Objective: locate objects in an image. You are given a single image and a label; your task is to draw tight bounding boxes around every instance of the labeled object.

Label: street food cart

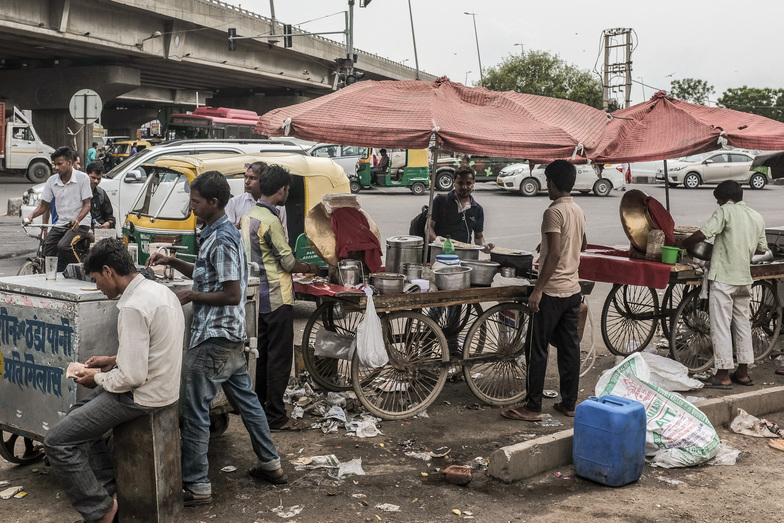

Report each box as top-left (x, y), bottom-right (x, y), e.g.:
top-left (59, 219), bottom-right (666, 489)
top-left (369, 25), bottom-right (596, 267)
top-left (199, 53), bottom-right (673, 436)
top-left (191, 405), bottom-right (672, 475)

top-left (0, 274), bottom-right (259, 464)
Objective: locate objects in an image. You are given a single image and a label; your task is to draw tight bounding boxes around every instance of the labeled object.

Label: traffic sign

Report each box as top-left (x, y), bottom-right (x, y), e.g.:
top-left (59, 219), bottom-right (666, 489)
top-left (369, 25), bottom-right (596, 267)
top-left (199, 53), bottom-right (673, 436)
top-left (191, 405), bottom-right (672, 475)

top-left (69, 89), bottom-right (102, 124)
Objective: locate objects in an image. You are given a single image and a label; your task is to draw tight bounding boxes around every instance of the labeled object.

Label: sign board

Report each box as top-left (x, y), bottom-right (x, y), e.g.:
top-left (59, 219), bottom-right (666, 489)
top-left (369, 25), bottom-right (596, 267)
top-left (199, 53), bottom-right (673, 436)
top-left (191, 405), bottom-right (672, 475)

top-left (69, 89), bottom-right (102, 125)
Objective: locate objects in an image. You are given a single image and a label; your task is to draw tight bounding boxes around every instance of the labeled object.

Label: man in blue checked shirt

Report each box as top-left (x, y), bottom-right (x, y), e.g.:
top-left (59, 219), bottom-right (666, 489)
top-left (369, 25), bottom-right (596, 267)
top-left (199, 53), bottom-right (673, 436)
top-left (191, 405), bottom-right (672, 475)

top-left (147, 171), bottom-right (286, 507)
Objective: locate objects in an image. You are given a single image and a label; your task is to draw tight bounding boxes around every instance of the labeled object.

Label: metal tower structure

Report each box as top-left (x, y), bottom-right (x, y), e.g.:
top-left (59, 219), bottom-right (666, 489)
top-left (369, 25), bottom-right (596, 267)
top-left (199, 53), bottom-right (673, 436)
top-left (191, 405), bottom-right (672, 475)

top-left (601, 28), bottom-right (634, 111)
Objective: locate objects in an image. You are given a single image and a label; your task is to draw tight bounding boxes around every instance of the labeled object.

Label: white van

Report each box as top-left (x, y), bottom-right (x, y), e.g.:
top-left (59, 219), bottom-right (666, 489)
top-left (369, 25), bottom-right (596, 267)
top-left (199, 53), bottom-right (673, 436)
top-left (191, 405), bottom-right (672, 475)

top-left (20, 139), bottom-right (306, 230)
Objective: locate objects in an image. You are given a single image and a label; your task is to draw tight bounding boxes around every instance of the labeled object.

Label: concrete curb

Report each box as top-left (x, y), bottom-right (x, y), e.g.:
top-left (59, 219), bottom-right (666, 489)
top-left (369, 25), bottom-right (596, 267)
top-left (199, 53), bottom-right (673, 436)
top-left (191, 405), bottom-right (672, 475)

top-left (487, 386), bottom-right (784, 483)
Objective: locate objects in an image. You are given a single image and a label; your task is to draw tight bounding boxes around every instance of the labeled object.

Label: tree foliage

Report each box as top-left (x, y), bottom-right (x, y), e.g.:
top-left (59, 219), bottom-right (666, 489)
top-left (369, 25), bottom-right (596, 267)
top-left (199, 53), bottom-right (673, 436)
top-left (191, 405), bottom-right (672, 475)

top-left (669, 78), bottom-right (715, 104)
top-left (718, 86), bottom-right (784, 122)
top-left (480, 50), bottom-right (603, 109)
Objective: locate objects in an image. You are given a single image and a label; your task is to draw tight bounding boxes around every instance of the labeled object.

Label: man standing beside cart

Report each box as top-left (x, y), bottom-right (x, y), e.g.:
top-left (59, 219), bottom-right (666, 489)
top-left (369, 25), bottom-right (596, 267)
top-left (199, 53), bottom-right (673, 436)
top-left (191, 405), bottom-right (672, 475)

top-left (147, 171), bottom-right (286, 506)
top-left (44, 239), bottom-right (185, 523)
top-left (241, 164), bottom-right (318, 432)
top-left (677, 180), bottom-right (767, 388)
top-left (502, 160), bottom-right (586, 422)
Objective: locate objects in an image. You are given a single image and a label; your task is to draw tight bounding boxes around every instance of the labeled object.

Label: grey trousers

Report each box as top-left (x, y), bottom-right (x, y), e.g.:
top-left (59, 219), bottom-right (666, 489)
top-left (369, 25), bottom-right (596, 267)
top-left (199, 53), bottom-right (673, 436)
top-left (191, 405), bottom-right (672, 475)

top-left (44, 388), bottom-right (156, 522)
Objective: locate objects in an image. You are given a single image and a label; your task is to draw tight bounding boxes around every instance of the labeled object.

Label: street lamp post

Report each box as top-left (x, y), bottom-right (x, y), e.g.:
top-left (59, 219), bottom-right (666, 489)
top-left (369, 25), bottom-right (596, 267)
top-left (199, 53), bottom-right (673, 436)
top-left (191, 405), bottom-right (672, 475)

top-left (407, 0), bottom-right (421, 80)
top-left (465, 70), bottom-right (472, 85)
top-left (464, 12), bottom-right (483, 83)
top-left (514, 43), bottom-right (524, 55)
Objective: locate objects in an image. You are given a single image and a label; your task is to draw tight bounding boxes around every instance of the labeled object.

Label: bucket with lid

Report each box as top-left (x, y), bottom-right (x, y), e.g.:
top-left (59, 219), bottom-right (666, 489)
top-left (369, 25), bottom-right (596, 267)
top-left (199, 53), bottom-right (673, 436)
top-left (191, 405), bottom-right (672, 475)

top-left (385, 235), bottom-right (423, 274)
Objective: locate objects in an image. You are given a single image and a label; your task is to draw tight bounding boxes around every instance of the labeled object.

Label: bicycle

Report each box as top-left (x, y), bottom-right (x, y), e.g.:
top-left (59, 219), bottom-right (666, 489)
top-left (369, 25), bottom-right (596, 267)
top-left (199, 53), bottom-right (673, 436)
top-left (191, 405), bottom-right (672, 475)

top-left (18, 223), bottom-right (92, 276)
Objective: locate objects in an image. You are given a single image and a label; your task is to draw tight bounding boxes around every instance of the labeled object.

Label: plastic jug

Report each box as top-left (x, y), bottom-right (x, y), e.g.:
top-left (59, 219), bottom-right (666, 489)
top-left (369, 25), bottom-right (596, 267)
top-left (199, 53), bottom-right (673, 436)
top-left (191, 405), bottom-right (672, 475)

top-left (660, 245), bottom-right (684, 264)
top-left (573, 395), bottom-right (646, 487)
top-left (432, 254), bottom-right (460, 271)
top-left (442, 237), bottom-right (455, 255)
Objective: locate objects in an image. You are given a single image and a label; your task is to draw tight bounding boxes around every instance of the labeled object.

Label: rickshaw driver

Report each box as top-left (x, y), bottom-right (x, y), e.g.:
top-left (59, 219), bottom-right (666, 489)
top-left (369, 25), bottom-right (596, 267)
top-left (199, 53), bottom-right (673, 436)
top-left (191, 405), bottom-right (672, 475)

top-left (429, 166), bottom-right (495, 253)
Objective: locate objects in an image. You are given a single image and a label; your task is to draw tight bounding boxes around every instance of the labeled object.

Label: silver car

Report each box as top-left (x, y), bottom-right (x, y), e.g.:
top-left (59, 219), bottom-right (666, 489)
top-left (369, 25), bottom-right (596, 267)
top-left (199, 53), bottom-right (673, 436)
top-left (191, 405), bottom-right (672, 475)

top-left (655, 150), bottom-right (768, 189)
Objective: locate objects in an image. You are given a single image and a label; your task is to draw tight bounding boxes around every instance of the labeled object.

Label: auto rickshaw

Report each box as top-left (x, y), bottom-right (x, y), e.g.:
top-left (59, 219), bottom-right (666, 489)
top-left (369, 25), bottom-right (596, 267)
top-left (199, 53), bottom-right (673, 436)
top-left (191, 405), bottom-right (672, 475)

top-left (122, 152), bottom-right (350, 264)
top-left (110, 140), bottom-right (152, 165)
top-left (350, 147), bottom-right (430, 195)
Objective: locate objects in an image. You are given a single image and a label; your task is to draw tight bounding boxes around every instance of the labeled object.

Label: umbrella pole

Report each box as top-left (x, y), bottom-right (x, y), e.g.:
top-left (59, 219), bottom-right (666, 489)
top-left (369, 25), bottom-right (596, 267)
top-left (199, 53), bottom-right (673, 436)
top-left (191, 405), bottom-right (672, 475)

top-left (423, 143), bottom-right (440, 263)
top-left (663, 159), bottom-right (670, 211)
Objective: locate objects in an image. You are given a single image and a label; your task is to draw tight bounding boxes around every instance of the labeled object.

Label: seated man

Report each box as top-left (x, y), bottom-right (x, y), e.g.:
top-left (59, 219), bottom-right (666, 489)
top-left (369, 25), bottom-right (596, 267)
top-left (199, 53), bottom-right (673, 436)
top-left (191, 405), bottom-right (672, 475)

top-left (371, 148), bottom-right (390, 185)
top-left (25, 146), bottom-right (92, 271)
top-left (44, 239), bottom-right (185, 523)
top-left (87, 161), bottom-right (116, 230)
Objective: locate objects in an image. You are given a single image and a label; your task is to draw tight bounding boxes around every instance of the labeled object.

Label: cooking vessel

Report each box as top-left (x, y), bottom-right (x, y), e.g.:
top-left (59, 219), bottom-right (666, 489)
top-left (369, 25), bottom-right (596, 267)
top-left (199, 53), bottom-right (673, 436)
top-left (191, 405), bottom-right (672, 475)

top-left (460, 259), bottom-right (500, 286)
top-left (401, 262), bottom-right (424, 281)
top-left (369, 273), bottom-right (406, 294)
top-left (490, 250), bottom-right (533, 277)
top-left (429, 243), bottom-right (482, 264)
top-left (386, 235), bottom-right (424, 274)
top-left (687, 241), bottom-right (713, 261)
top-left (433, 266), bottom-right (472, 291)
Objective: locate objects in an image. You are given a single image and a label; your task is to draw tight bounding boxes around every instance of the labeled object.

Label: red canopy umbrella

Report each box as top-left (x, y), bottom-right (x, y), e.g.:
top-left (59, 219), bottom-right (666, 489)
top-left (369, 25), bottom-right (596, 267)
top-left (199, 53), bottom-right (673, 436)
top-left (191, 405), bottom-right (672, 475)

top-left (590, 90), bottom-right (784, 164)
top-left (257, 77), bottom-right (609, 160)
top-left (586, 91), bottom-right (784, 210)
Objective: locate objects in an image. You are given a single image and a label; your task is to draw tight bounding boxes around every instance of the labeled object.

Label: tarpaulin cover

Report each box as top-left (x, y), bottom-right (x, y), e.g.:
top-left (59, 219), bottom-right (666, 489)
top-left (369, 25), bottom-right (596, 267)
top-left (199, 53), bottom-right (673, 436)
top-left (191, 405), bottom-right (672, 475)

top-left (579, 245), bottom-right (672, 289)
top-left (590, 91), bottom-right (784, 164)
top-left (257, 77), bottom-right (609, 160)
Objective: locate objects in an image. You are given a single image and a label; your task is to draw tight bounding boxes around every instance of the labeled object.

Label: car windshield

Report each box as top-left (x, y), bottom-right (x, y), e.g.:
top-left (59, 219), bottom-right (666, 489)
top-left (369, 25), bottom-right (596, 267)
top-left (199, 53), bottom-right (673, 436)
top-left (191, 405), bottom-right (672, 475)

top-left (103, 148), bottom-right (156, 179)
top-left (680, 152), bottom-right (712, 162)
top-left (130, 168), bottom-right (191, 220)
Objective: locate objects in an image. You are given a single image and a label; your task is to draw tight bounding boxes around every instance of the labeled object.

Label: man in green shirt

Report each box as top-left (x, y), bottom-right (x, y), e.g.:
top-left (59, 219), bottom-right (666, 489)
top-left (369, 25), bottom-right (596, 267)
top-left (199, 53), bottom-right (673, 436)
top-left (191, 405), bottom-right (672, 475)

top-left (677, 180), bottom-right (767, 388)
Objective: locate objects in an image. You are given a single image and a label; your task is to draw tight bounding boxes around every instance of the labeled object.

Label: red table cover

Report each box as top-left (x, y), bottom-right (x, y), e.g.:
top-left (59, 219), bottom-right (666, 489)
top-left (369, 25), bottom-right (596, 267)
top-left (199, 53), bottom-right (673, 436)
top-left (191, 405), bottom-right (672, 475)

top-left (579, 245), bottom-right (672, 289)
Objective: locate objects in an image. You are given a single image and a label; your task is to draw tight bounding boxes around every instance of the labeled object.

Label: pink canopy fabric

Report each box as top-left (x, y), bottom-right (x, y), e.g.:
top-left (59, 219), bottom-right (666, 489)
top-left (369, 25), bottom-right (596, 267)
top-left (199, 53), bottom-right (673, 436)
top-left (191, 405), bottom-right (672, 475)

top-left (257, 77), bottom-right (609, 160)
top-left (590, 91), bottom-right (784, 164)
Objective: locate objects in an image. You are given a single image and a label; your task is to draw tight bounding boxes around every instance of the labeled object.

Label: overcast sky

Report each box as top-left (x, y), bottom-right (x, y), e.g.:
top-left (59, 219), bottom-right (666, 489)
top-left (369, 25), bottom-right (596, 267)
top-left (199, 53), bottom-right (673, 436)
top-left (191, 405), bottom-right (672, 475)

top-left (229, 0), bottom-right (782, 106)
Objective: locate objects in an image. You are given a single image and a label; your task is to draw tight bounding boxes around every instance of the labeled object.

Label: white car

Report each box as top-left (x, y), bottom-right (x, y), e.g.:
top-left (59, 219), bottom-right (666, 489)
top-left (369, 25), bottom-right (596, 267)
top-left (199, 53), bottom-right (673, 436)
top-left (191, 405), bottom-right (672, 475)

top-left (654, 150), bottom-right (767, 189)
top-left (497, 163), bottom-right (625, 196)
top-left (308, 143), bottom-right (368, 178)
top-left (20, 139), bottom-right (306, 234)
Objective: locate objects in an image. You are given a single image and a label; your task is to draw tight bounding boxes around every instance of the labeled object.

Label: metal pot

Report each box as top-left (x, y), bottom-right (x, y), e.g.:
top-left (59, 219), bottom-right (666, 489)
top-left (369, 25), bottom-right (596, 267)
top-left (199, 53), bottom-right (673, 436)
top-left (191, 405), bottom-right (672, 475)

top-left (429, 242), bottom-right (482, 264)
top-left (433, 266), bottom-right (472, 291)
top-left (460, 259), bottom-right (499, 286)
top-left (386, 235), bottom-right (424, 274)
top-left (490, 250), bottom-right (533, 277)
top-left (401, 262), bottom-right (424, 281)
top-left (687, 241), bottom-right (713, 261)
top-left (369, 273), bottom-right (406, 294)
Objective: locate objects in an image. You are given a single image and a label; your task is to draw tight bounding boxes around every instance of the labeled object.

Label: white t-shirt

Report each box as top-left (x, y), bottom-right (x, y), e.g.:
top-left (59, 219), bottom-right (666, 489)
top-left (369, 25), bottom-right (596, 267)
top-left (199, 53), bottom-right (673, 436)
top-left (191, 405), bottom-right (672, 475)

top-left (41, 170), bottom-right (92, 227)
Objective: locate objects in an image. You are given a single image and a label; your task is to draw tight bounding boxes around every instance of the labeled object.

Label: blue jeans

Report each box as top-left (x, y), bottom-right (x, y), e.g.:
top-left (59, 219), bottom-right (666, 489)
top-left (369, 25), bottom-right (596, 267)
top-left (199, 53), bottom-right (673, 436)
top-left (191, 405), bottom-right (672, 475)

top-left (44, 388), bottom-right (156, 522)
top-left (180, 338), bottom-right (281, 495)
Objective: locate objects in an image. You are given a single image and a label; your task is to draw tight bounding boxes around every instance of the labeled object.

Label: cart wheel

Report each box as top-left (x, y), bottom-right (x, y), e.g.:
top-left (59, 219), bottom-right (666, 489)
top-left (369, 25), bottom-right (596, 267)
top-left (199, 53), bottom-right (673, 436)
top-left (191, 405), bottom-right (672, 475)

top-left (17, 260), bottom-right (42, 276)
top-left (462, 303), bottom-right (530, 406)
top-left (669, 287), bottom-right (715, 373)
top-left (351, 311), bottom-right (448, 420)
top-left (660, 283), bottom-right (695, 341)
top-left (0, 432), bottom-right (44, 465)
top-left (420, 303), bottom-right (483, 358)
top-left (600, 284), bottom-right (659, 355)
top-left (750, 280), bottom-right (781, 361)
top-left (209, 413), bottom-right (230, 438)
top-left (302, 302), bottom-right (363, 391)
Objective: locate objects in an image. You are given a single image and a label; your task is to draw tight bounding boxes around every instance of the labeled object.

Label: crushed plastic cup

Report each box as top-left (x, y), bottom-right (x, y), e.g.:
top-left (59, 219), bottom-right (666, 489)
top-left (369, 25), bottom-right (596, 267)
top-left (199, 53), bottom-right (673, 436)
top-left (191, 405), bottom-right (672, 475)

top-left (45, 256), bottom-right (58, 280)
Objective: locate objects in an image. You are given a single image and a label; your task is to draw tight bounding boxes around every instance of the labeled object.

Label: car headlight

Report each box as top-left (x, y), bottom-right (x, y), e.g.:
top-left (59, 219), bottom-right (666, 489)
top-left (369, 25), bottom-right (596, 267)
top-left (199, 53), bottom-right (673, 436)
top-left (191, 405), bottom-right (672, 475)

top-left (669, 166), bottom-right (684, 172)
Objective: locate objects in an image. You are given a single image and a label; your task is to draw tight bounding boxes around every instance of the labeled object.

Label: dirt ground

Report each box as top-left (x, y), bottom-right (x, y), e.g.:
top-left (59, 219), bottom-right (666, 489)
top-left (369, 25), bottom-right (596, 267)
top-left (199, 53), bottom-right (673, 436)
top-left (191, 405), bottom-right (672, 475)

top-left (3, 285), bottom-right (784, 522)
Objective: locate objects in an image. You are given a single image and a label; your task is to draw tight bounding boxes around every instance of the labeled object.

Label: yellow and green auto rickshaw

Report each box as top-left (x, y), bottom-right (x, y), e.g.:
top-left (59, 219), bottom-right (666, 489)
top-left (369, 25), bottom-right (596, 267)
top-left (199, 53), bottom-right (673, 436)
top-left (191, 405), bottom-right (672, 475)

top-left (122, 152), bottom-right (350, 264)
top-left (351, 147), bottom-right (430, 195)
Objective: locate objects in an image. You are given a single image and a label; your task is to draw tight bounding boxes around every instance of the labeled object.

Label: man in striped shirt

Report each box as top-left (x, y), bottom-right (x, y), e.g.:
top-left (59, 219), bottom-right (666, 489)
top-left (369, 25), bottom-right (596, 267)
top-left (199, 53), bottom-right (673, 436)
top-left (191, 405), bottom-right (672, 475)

top-left (242, 164), bottom-right (318, 431)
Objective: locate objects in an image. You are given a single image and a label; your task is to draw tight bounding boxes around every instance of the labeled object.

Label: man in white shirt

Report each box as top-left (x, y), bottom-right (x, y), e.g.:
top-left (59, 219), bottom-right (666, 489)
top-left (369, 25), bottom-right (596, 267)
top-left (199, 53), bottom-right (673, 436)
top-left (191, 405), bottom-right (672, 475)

top-left (226, 161), bottom-right (288, 240)
top-left (44, 239), bottom-right (185, 523)
top-left (25, 146), bottom-right (92, 271)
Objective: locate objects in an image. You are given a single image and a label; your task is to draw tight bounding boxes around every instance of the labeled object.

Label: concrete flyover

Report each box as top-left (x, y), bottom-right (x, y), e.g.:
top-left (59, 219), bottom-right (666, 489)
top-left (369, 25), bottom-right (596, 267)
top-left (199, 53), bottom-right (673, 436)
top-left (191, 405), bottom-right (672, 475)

top-left (0, 0), bottom-right (433, 147)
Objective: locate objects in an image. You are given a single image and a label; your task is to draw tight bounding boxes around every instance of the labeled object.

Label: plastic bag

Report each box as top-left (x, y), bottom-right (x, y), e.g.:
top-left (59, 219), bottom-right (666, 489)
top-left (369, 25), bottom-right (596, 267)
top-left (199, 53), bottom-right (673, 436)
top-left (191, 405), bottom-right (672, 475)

top-left (638, 352), bottom-right (704, 391)
top-left (313, 329), bottom-right (355, 361)
top-left (355, 287), bottom-right (388, 368)
top-left (596, 353), bottom-right (720, 468)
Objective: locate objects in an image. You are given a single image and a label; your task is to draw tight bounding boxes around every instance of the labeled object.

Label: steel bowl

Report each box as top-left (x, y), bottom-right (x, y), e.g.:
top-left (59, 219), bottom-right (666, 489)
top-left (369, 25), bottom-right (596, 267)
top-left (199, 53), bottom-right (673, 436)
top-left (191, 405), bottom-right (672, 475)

top-left (433, 266), bottom-right (472, 291)
top-left (369, 273), bottom-right (406, 294)
top-left (460, 259), bottom-right (500, 286)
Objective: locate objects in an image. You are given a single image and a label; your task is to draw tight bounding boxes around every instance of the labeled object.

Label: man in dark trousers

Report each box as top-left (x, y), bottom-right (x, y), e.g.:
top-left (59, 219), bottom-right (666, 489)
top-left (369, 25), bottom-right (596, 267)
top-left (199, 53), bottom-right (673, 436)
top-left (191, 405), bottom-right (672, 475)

top-left (241, 164), bottom-right (318, 431)
top-left (147, 171), bottom-right (285, 506)
top-left (86, 161), bottom-right (116, 230)
top-left (501, 160), bottom-right (586, 421)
